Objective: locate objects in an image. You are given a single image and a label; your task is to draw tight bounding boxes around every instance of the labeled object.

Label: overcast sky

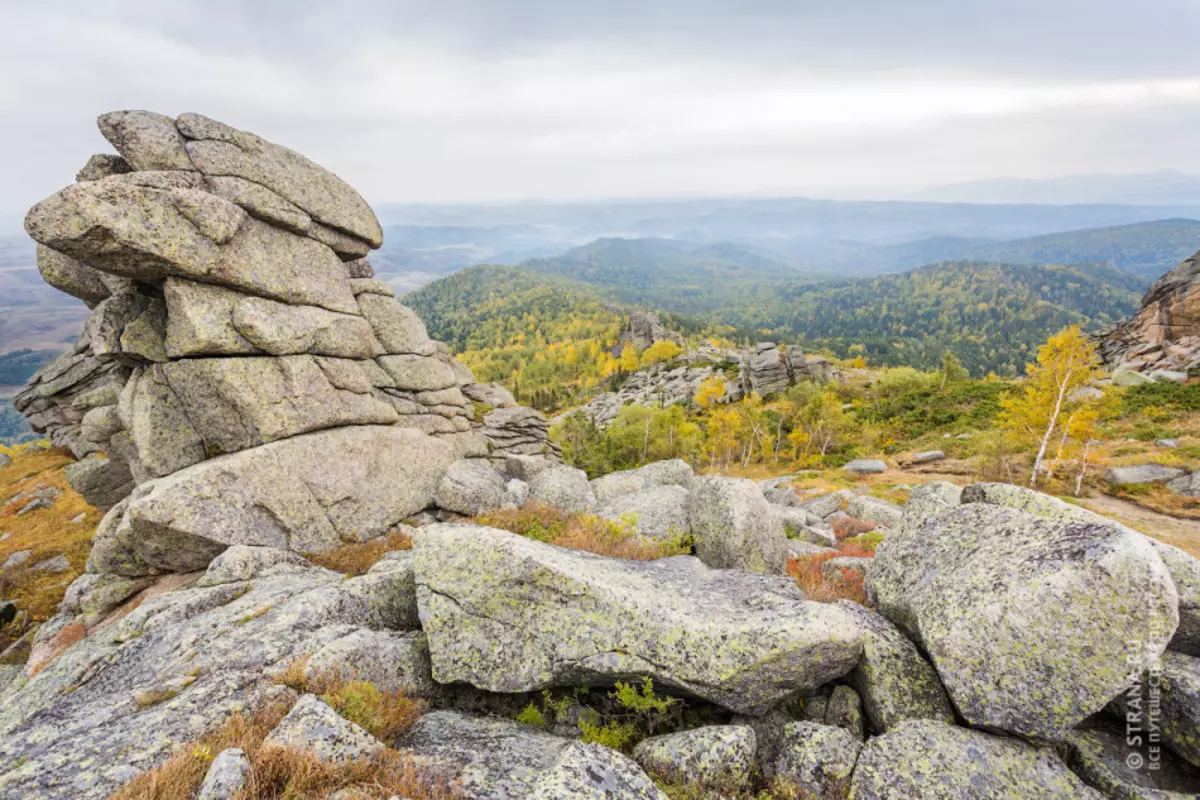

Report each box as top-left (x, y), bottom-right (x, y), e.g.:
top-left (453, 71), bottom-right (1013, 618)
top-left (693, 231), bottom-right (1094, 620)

top-left (2, 0), bottom-right (1200, 214)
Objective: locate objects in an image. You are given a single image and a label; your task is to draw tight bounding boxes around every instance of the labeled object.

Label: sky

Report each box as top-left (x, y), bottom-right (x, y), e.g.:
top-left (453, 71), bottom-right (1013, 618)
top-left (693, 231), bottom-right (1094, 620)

top-left (2, 0), bottom-right (1200, 214)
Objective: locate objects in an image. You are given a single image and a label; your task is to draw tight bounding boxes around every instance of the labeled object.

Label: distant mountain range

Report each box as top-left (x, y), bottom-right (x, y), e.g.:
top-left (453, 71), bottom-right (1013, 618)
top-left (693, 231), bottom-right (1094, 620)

top-left (909, 171), bottom-right (1200, 206)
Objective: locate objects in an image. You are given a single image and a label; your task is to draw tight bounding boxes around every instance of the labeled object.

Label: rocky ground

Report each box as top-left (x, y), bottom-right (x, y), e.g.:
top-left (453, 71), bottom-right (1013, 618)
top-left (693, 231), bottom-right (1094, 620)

top-left (2, 111), bottom-right (1199, 799)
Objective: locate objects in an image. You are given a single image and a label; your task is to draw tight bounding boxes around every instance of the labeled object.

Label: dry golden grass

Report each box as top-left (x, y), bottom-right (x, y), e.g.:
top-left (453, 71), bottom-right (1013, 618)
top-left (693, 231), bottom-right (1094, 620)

top-left (304, 528), bottom-right (413, 576)
top-left (274, 657), bottom-right (426, 743)
top-left (112, 691), bottom-right (449, 800)
top-left (0, 447), bottom-right (98, 656)
top-left (474, 503), bottom-right (690, 560)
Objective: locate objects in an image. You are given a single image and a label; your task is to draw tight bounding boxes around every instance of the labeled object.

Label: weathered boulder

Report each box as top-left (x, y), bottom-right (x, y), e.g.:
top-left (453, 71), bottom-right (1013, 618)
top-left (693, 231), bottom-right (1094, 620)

top-left (196, 747), bottom-right (252, 800)
top-left (435, 460), bottom-right (513, 515)
top-left (37, 245), bottom-right (111, 306)
top-left (596, 485), bottom-right (690, 541)
top-left (910, 450), bottom-right (945, 464)
top-left (396, 710), bottom-right (666, 799)
top-left (895, 481), bottom-right (961, 534)
top-left (527, 465), bottom-right (596, 513)
top-left (777, 509), bottom-right (837, 546)
top-left (802, 489), bottom-right (853, 519)
top-left (414, 524), bottom-right (863, 714)
top-left (868, 503), bottom-right (1178, 738)
top-left (632, 726), bottom-right (756, 793)
top-left (1106, 464), bottom-right (1188, 486)
top-left (1065, 723), bottom-right (1200, 800)
top-left (843, 459), bottom-right (886, 475)
top-left (849, 721), bottom-right (1103, 799)
top-left (1168, 471), bottom-right (1200, 497)
top-left (263, 694), bottom-right (382, 763)
top-left (195, 545), bottom-right (311, 587)
top-left (97, 110), bottom-right (194, 172)
top-left (1111, 651), bottom-right (1200, 770)
top-left (772, 721), bottom-right (861, 800)
top-left (65, 456), bottom-right (135, 510)
top-left (76, 153), bottom-right (132, 183)
top-left (686, 476), bottom-right (787, 575)
top-left (304, 628), bottom-right (435, 698)
top-left (176, 112), bottom-right (383, 248)
top-left (25, 181), bottom-right (360, 314)
top-left (0, 560), bottom-right (414, 799)
top-left (823, 684), bottom-right (865, 740)
top-left (1148, 540), bottom-right (1200, 657)
top-left (94, 426), bottom-right (454, 574)
top-left (357, 294), bottom-right (436, 355)
top-left (832, 600), bottom-right (954, 734)
top-left (845, 495), bottom-right (902, 528)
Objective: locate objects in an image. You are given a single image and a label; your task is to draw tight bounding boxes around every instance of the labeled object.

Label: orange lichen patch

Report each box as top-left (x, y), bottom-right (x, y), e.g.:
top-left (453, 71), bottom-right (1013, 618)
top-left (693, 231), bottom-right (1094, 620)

top-left (0, 447), bottom-right (99, 657)
top-left (112, 696), bottom-right (455, 800)
top-left (26, 620), bottom-right (86, 676)
top-left (304, 528), bottom-right (414, 577)
top-left (474, 503), bottom-right (690, 560)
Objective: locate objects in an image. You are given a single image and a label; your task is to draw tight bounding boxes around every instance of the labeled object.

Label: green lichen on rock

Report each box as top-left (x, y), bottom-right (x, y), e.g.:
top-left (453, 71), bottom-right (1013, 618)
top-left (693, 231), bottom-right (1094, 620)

top-left (850, 720), bottom-right (1104, 799)
top-left (414, 523), bottom-right (863, 715)
top-left (868, 503), bottom-right (1178, 739)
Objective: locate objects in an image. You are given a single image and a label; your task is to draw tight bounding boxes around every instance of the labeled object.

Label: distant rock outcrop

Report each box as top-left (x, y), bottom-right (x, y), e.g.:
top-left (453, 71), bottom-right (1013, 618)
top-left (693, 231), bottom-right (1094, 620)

top-left (1095, 247), bottom-right (1200, 374)
top-left (579, 339), bottom-right (839, 427)
top-left (15, 110), bottom-right (555, 544)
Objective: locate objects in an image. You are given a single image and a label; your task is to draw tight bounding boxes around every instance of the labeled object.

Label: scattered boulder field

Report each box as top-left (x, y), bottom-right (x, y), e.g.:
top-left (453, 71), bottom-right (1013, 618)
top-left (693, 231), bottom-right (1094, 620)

top-left (2, 111), bottom-right (1200, 799)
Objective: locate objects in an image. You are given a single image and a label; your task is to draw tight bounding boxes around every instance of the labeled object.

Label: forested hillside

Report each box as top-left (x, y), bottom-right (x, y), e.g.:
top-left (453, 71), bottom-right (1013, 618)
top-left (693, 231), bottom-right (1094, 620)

top-left (411, 260), bottom-right (1143, 379)
top-left (712, 261), bottom-right (1144, 375)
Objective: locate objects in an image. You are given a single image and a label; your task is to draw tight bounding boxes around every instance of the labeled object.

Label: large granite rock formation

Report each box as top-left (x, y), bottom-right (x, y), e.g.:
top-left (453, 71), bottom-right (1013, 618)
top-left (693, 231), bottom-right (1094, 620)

top-left (16, 109), bottom-right (554, 536)
top-left (1095, 248), bottom-right (1200, 374)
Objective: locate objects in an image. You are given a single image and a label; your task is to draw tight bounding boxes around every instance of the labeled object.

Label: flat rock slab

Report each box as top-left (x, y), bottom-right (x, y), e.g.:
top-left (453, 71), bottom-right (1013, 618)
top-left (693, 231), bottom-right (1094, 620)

top-left (98, 426), bottom-right (454, 574)
top-left (0, 561), bottom-right (415, 800)
top-left (850, 720), bottom-right (1103, 799)
top-left (868, 503), bottom-right (1178, 738)
top-left (414, 524), bottom-right (863, 715)
top-left (1105, 464), bottom-right (1188, 486)
top-left (396, 711), bottom-right (665, 799)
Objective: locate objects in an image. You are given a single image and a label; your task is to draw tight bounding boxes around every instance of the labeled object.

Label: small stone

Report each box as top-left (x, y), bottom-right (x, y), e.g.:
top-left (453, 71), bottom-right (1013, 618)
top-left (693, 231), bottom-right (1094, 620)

top-left (2, 550), bottom-right (31, 571)
top-left (197, 747), bottom-right (252, 800)
top-left (262, 694), bottom-right (382, 763)
top-left (1158, 438), bottom-right (1179, 449)
top-left (823, 684), bottom-right (864, 739)
top-left (632, 726), bottom-right (756, 793)
top-left (32, 555), bottom-right (70, 574)
top-left (843, 459), bottom-right (887, 475)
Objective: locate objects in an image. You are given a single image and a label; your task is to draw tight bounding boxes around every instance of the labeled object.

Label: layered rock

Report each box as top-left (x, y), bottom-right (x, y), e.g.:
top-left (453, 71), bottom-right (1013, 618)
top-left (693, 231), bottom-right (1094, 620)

top-left (17, 109), bottom-right (552, 566)
top-left (1095, 248), bottom-right (1200, 374)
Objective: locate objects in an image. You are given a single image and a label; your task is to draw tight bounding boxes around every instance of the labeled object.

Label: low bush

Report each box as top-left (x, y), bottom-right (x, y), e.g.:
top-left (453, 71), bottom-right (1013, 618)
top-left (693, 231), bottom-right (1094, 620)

top-left (304, 528), bottom-right (413, 576)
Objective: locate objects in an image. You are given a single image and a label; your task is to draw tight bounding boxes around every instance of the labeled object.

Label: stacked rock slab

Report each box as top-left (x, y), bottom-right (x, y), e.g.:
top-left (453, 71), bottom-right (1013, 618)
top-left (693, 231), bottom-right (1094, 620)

top-left (16, 110), bottom-right (549, 557)
top-left (1095, 247), bottom-right (1200, 373)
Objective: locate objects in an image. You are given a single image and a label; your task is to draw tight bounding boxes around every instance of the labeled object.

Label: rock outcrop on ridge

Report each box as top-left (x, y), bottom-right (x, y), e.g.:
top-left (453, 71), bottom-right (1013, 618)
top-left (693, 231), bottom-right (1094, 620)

top-left (6, 110), bottom-right (1200, 799)
top-left (1095, 247), bottom-right (1200, 374)
top-left (15, 109), bottom-right (556, 543)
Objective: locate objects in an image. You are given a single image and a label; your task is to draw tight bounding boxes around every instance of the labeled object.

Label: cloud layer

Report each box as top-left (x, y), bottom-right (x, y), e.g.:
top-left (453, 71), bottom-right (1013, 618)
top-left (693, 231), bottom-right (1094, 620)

top-left (2, 0), bottom-right (1199, 212)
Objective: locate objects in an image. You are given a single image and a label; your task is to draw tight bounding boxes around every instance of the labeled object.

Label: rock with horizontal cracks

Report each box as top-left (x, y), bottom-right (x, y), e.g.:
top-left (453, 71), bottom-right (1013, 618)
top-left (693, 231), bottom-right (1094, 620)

top-left (414, 523), bottom-right (863, 715)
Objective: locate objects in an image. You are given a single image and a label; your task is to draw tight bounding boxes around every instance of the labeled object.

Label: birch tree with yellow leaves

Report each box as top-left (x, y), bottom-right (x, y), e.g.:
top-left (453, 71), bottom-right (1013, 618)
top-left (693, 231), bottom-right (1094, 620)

top-left (998, 326), bottom-right (1103, 488)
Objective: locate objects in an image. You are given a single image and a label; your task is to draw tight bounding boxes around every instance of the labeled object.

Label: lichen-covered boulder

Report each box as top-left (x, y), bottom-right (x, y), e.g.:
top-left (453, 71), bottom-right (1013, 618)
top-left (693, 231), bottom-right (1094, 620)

top-left (304, 628), bottom-right (435, 698)
top-left (395, 711), bottom-right (665, 799)
top-left (0, 561), bottom-right (415, 799)
top-left (1147, 539), bottom-right (1200, 657)
top-left (414, 524), bottom-right (863, 715)
top-left (960, 481), bottom-right (1095, 521)
top-left (772, 721), bottom-right (860, 800)
top-left (94, 426), bottom-right (454, 575)
top-left (895, 481), bottom-right (961, 534)
top-left (802, 489), bottom-right (853, 519)
top-left (263, 694), bottom-right (382, 763)
top-left (197, 747), bottom-right (252, 800)
top-left (868, 503), bottom-right (1178, 738)
top-left (823, 684), bottom-right (864, 740)
top-left (527, 465), bottom-right (596, 513)
top-left (833, 601), bottom-right (954, 734)
top-left (1065, 723), bottom-right (1200, 800)
top-left (850, 721), bottom-right (1104, 799)
top-left (846, 495), bottom-right (902, 528)
top-left (435, 460), bottom-right (513, 515)
top-left (687, 476), bottom-right (787, 575)
top-left (1106, 464), bottom-right (1188, 486)
top-left (596, 485), bottom-right (690, 541)
top-left (632, 726), bottom-right (756, 793)
top-left (1111, 651), bottom-right (1200, 770)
